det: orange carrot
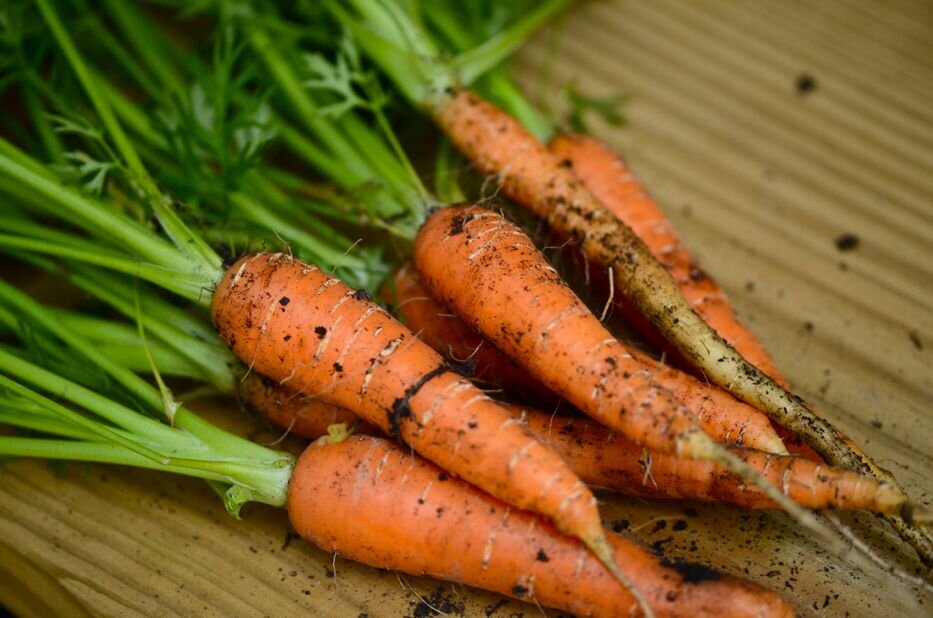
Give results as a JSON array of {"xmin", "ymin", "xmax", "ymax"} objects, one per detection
[
  {"xmin": 240, "ymin": 373, "xmax": 374, "ymax": 438},
  {"xmin": 211, "ymin": 252, "xmax": 639, "ymax": 597},
  {"xmin": 393, "ymin": 262, "xmax": 786, "ymax": 453},
  {"xmin": 515, "ymin": 406, "xmax": 908, "ymax": 515},
  {"xmin": 411, "ymin": 205, "xmax": 926, "ymax": 564},
  {"xmin": 547, "ymin": 134, "xmax": 825, "ymax": 457},
  {"xmin": 546, "ymin": 134, "xmax": 933, "ymax": 563},
  {"xmin": 290, "ymin": 433, "xmax": 795, "ymax": 618},
  {"xmin": 413, "ymin": 204, "xmax": 728, "ymax": 460},
  {"xmin": 390, "ymin": 262, "xmax": 551, "ymax": 402}
]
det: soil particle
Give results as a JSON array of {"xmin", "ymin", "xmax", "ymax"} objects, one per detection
[
  {"xmin": 408, "ymin": 586, "xmax": 465, "ymax": 617},
  {"xmin": 834, "ymin": 233, "xmax": 859, "ymax": 251},
  {"xmin": 660, "ymin": 558, "xmax": 724, "ymax": 583},
  {"xmin": 611, "ymin": 519, "xmax": 630, "ymax": 533},
  {"xmin": 796, "ymin": 73, "xmax": 817, "ymax": 95}
]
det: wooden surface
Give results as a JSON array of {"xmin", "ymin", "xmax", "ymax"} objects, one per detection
[{"xmin": 2, "ymin": 1, "xmax": 932, "ymax": 616}]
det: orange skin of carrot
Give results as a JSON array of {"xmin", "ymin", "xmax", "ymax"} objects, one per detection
[
  {"xmin": 239, "ymin": 373, "xmax": 373, "ymax": 438},
  {"xmin": 548, "ymin": 134, "xmax": 825, "ymax": 461},
  {"xmin": 289, "ymin": 434, "xmax": 795, "ymax": 618},
  {"xmin": 390, "ymin": 262, "xmax": 552, "ymax": 403},
  {"xmin": 212, "ymin": 253, "xmax": 607, "ymax": 551},
  {"xmin": 413, "ymin": 204, "xmax": 715, "ymax": 459},
  {"xmin": 393, "ymin": 262, "xmax": 785, "ymax": 454},
  {"xmin": 516, "ymin": 407, "xmax": 905, "ymax": 514}
]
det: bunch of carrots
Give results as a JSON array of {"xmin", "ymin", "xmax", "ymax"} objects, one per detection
[{"xmin": 0, "ymin": 1, "xmax": 929, "ymax": 615}]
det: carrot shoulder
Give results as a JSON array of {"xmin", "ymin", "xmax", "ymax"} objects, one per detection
[
  {"xmin": 289, "ymin": 434, "xmax": 795, "ymax": 618},
  {"xmin": 393, "ymin": 262, "xmax": 785, "ymax": 453},
  {"xmin": 211, "ymin": 252, "xmax": 621, "ymax": 583}
]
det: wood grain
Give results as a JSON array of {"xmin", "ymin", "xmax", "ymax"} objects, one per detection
[{"xmin": 1, "ymin": 1, "xmax": 931, "ymax": 616}]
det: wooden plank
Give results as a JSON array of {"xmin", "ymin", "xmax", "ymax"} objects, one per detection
[{"xmin": 1, "ymin": 1, "xmax": 930, "ymax": 616}]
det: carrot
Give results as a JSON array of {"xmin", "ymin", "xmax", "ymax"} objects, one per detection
[
  {"xmin": 290, "ymin": 433, "xmax": 795, "ymax": 618},
  {"xmin": 413, "ymin": 204, "xmax": 729, "ymax": 459},
  {"xmin": 393, "ymin": 262, "xmax": 787, "ymax": 453},
  {"xmin": 547, "ymin": 134, "xmax": 821, "ymax": 453},
  {"xmin": 0, "ymin": 287, "xmax": 793, "ymax": 618},
  {"xmin": 239, "ymin": 373, "xmax": 374, "ymax": 438},
  {"xmin": 411, "ymin": 204, "xmax": 930, "ymax": 568},
  {"xmin": 546, "ymin": 134, "xmax": 933, "ymax": 559},
  {"xmin": 211, "ymin": 251, "xmax": 645, "ymax": 603},
  {"xmin": 515, "ymin": 406, "xmax": 910, "ymax": 515},
  {"xmin": 390, "ymin": 262, "xmax": 550, "ymax": 401}
]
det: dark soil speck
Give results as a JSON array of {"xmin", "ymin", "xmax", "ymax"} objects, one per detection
[
  {"xmin": 796, "ymin": 73, "xmax": 817, "ymax": 95},
  {"xmin": 834, "ymin": 233, "xmax": 859, "ymax": 251}
]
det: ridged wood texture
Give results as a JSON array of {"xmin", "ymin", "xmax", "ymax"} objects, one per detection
[{"xmin": 1, "ymin": 1, "xmax": 930, "ymax": 615}]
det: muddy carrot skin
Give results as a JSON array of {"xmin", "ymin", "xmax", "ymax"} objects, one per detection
[
  {"xmin": 547, "ymin": 134, "xmax": 824, "ymax": 458},
  {"xmin": 212, "ymin": 252, "xmax": 619, "ymax": 573},
  {"xmin": 393, "ymin": 263, "xmax": 785, "ymax": 453},
  {"xmin": 412, "ymin": 205, "xmax": 717, "ymax": 459},
  {"xmin": 289, "ymin": 434, "xmax": 795, "ymax": 618},
  {"xmin": 549, "ymin": 134, "xmax": 781, "ymax": 377},
  {"xmin": 546, "ymin": 134, "xmax": 933, "ymax": 562}
]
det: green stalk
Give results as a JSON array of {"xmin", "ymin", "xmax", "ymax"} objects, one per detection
[
  {"xmin": 230, "ymin": 192, "xmax": 366, "ymax": 269},
  {"xmin": 0, "ymin": 147, "xmax": 195, "ymax": 273},
  {"xmin": 0, "ymin": 366, "xmax": 184, "ymax": 455},
  {"xmin": 0, "ymin": 437, "xmax": 292, "ymax": 510},
  {"xmin": 248, "ymin": 27, "xmax": 371, "ymax": 179},
  {"xmin": 0, "ymin": 409, "xmax": 100, "ymax": 441},
  {"xmin": 0, "ymin": 235, "xmax": 209, "ymax": 304},
  {"xmin": 3, "ymin": 279, "xmax": 275, "ymax": 461},
  {"xmin": 21, "ymin": 82, "xmax": 65, "ymax": 164},
  {"xmin": 34, "ymin": 0, "xmax": 149, "ymax": 183},
  {"xmin": 102, "ymin": 0, "xmax": 188, "ymax": 96},
  {"xmin": 33, "ymin": 1, "xmax": 221, "ymax": 275},
  {"xmin": 452, "ymin": 0, "xmax": 571, "ymax": 85}
]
